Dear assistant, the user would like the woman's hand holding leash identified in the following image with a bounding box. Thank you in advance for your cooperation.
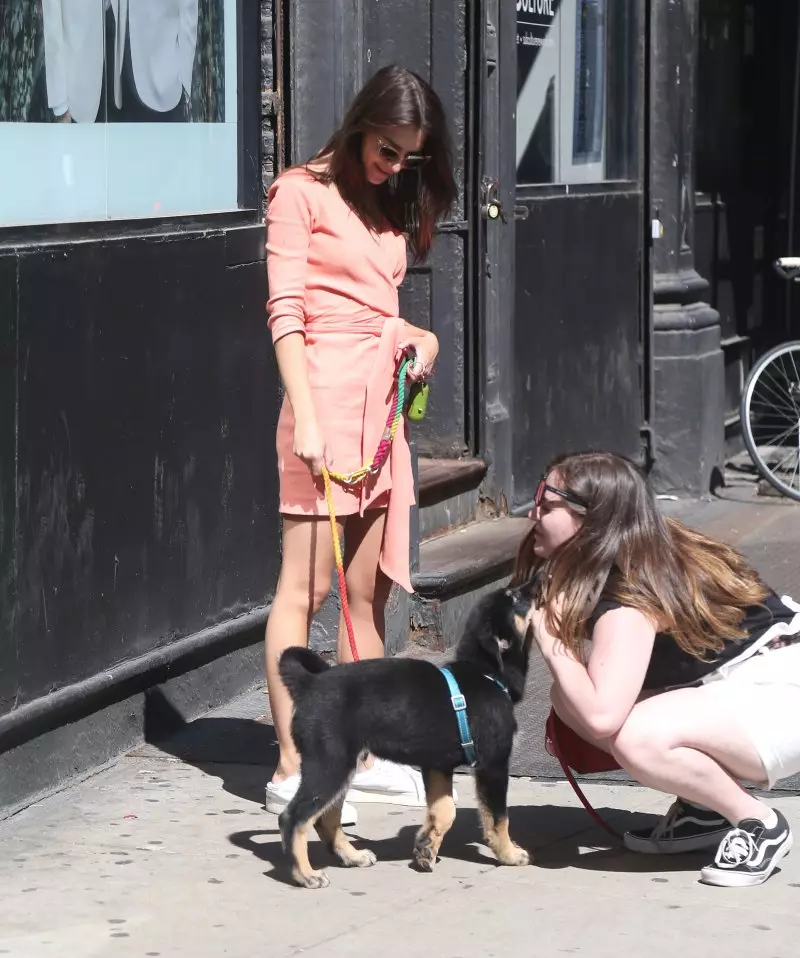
[399,329,439,381]
[293,415,331,477]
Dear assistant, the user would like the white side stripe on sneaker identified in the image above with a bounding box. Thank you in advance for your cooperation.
[715,828,791,869]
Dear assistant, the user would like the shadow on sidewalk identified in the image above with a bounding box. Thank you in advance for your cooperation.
[143,688,278,807]
[227,802,707,886]
[141,691,728,884]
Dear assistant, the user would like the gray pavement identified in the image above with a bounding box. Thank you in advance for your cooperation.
[2,755,800,958]
[3,480,800,956]
[657,478,800,598]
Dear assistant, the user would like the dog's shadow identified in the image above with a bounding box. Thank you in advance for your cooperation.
[141,691,708,886]
[228,803,707,886]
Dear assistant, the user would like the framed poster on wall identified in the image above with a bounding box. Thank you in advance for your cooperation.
[0,0,239,226]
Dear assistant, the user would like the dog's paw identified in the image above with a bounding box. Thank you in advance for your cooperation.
[413,834,437,873]
[293,868,331,889]
[500,844,531,867]
[343,848,377,869]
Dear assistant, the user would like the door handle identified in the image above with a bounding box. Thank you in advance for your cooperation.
[481,199,505,221]
[480,200,530,222]
[479,177,530,223]
[480,177,507,223]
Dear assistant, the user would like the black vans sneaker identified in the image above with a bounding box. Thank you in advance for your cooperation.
[700,810,793,887]
[624,798,731,854]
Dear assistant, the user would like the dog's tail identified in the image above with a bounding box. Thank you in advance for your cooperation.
[278,647,331,700]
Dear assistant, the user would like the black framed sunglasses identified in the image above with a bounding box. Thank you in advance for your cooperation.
[376,135,430,170]
[534,477,587,511]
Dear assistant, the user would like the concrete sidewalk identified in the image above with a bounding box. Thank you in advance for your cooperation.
[3,482,800,957]
[2,745,800,958]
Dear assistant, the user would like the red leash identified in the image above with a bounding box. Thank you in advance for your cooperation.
[545,711,622,840]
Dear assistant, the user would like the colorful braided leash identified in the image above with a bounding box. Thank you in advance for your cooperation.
[321,352,413,663]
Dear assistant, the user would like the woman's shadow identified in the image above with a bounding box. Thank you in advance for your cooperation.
[142,686,279,806]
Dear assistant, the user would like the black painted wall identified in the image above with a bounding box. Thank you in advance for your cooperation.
[0,229,276,718]
[0,0,278,729]
[0,256,16,716]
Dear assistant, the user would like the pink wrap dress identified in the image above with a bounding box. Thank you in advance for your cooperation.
[265,167,416,594]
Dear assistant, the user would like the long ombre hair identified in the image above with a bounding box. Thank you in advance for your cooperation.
[306,65,456,262]
[513,451,769,660]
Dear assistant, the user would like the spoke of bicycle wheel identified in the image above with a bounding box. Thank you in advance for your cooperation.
[788,456,800,492]
[749,397,798,424]
[766,357,800,415]
[749,410,796,441]
[755,417,800,448]
[750,405,800,438]
[774,445,800,491]
[788,349,800,394]
[770,435,799,467]
[768,431,800,481]
[775,354,800,415]
[757,364,799,417]
[752,370,798,416]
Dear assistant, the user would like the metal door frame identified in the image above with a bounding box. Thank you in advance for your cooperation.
[472,0,518,509]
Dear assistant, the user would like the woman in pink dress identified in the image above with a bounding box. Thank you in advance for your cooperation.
[264,66,457,822]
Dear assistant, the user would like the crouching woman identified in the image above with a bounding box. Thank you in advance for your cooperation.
[515,451,800,887]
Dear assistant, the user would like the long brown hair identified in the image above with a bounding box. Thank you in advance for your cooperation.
[513,451,769,660]
[307,65,456,262]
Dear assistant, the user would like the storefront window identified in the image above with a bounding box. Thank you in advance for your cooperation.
[516,0,635,186]
[0,0,238,227]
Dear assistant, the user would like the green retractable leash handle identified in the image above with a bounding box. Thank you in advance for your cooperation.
[405,347,430,422]
[407,381,430,421]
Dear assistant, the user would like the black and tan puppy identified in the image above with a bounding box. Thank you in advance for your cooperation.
[277,585,534,888]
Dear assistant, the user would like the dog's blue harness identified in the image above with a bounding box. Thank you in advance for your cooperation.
[439,667,509,768]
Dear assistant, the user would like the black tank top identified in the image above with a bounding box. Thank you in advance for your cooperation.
[589,582,797,690]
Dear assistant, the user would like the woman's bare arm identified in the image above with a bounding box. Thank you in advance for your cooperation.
[537,606,656,740]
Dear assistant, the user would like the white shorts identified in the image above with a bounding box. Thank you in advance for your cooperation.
[701,596,800,789]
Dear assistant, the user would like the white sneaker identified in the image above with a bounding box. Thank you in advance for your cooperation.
[346,759,457,807]
[264,775,358,827]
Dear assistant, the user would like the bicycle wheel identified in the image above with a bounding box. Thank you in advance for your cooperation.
[740,340,800,501]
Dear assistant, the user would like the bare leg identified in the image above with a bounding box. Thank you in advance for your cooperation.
[265,516,337,782]
[337,506,393,663]
[337,507,393,773]
[413,770,457,872]
[610,686,773,824]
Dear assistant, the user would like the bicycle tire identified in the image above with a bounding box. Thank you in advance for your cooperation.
[740,340,800,502]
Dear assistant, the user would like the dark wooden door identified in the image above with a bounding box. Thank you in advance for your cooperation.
[287,0,476,457]
[504,0,646,509]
